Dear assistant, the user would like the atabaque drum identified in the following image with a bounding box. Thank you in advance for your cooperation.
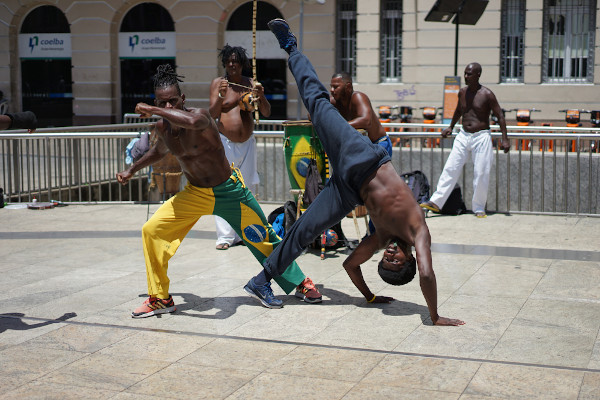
[282,120,327,192]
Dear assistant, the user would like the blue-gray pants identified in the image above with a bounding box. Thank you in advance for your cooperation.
[263,49,391,277]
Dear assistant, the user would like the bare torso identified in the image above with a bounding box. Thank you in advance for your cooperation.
[157,108,231,187]
[359,162,427,249]
[333,91,386,143]
[211,76,255,143]
[458,85,494,133]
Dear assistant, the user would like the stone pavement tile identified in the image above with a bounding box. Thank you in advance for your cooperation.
[80,304,179,330]
[0,342,88,393]
[40,352,169,391]
[514,298,600,333]
[489,299,600,368]
[25,324,136,353]
[463,363,583,399]
[270,346,386,382]
[342,382,460,400]
[4,239,122,270]
[226,372,354,400]
[360,354,480,393]
[0,267,133,315]
[179,337,297,372]
[456,260,546,301]
[0,381,119,400]
[228,298,353,342]
[532,260,600,301]
[579,372,600,400]
[429,253,489,291]
[110,392,177,400]
[590,333,600,369]
[97,330,213,363]
[395,295,523,358]
[489,321,596,368]
[0,315,71,350]
[172,275,251,301]
[23,276,146,320]
[162,294,270,335]
[126,363,259,399]
[309,301,423,351]
[0,264,72,290]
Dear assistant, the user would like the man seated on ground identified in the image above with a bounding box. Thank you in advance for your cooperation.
[117,64,321,318]
[262,18,463,326]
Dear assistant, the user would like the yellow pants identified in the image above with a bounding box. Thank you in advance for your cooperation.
[142,170,305,299]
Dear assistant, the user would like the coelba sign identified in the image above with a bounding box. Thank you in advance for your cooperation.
[119,32,176,59]
[18,34,72,59]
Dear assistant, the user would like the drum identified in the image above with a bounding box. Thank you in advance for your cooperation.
[152,152,182,195]
[283,120,327,194]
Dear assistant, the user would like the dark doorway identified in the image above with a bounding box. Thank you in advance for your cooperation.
[120,3,175,121]
[256,59,287,120]
[120,59,176,115]
[20,6,72,127]
[227,1,287,119]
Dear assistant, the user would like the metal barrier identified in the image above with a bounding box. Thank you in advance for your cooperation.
[1,121,598,216]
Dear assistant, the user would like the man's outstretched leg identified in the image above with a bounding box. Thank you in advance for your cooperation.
[268,18,389,194]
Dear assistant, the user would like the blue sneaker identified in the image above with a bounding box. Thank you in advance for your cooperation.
[267,19,297,53]
[244,278,283,308]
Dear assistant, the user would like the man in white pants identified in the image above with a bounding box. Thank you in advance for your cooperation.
[420,62,510,218]
[209,45,271,249]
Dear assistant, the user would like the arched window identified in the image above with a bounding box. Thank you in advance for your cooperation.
[227,1,282,30]
[21,5,70,34]
[121,3,174,32]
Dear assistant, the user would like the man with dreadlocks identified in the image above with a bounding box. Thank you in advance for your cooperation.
[209,45,268,252]
[117,64,322,318]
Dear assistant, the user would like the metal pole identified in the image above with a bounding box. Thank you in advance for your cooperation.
[296,0,304,119]
[454,14,459,76]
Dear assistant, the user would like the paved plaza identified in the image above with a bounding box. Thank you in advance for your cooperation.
[0,203,599,399]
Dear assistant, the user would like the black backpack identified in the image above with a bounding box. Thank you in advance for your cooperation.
[302,158,323,207]
[440,184,467,215]
[400,170,430,204]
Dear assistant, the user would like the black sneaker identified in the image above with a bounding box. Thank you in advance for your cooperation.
[244,278,283,309]
[267,19,297,53]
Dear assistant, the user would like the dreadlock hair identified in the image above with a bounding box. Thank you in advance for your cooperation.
[152,64,184,94]
[218,44,251,70]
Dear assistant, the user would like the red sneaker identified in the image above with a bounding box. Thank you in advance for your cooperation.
[295,277,322,304]
[132,296,176,318]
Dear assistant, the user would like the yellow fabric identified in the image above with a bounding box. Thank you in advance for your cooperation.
[142,185,216,298]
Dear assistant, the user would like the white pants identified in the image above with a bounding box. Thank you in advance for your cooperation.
[215,134,260,246]
[429,128,493,214]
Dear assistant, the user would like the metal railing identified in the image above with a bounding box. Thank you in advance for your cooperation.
[1,120,598,216]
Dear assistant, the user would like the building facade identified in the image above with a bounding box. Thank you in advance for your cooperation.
[0,0,598,127]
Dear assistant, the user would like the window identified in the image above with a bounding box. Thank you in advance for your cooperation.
[336,0,357,77]
[380,0,402,82]
[543,0,596,83]
[500,0,525,83]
